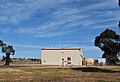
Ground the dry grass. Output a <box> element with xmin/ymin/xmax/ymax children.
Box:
<box><xmin>0</xmin><ymin>65</ymin><xmax>120</xmax><ymax>82</ymax></box>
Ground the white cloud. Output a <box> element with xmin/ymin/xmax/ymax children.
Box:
<box><xmin>1</xmin><ymin>0</ymin><xmax>119</xmax><ymax>59</ymax></box>
<box><xmin>85</xmin><ymin>0</ymin><xmax>117</xmax><ymax>11</ymax></box>
<box><xmin>16</xmin><ymin>51</ymin><xmax>40</xmax><ymax>54</ymax></box>
<box><xmin>62</xmin><ymin>40</ymin><xmax>94</xmax><ymax>43</ymax></box>
<box><xmin>15</xmin><ymin>23</ymin><xmax>73</xmax><ymax>37</ymax></box>
<box><xmin>2</xmin><ymin>0</ymin><xmax>119</xmax><ymax>38</ymax></box>
<box><xmin>34</xmin><ymin>30</ymin><xmax>72</xmax><ymax>37</ymax></box>
<box><xmin>80</xmin><ymin>46</ymin><xmax>100</xmax><ymax>51</ymax></box>
<box><xmin>52</xmin><ymin>8</ymin><xmax>80</xmax><ymax>17</ymax></box>
<box><xmin>15</xmin><ymin>28</ymin><xmax>36</xmax><ymax>34</ymax></box>
<box><xmin>0</xmin><ymin>16</ymin><xmax>8</xmax><ymax>21</ymax></box>
<box><xmin>54</xmin><ymin>43</ymin><xmax>100</xmax><ymax>51</ymax></box>
<box><xmin>14</xmin><ymin>44</ymin><xmax>43</xmax><ymax>49</ymax></box>
<box><xmin>0</xmin><ymin>0</ymin><xmax>76</xmax><ymax>24</ymax></box>
<box><xmin>16</xmin><ymin>26</ymin><xmax>73</xmax><ymax>37</ymax></box>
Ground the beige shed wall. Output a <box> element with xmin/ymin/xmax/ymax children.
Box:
<box><xmin>83</xmin><ymin>58</ymin><xmax>95</xmax><ymax>65</ymax></box>
<box><xmin>41</xmin><ymin>49</ymin><xmax>83</xmax><ymax>65</ymax></box>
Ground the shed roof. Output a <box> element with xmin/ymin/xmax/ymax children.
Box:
<box><xmin>41</xmin><ymin>48</ymin><xmax>82</xmax><ymax>50</ymax></box>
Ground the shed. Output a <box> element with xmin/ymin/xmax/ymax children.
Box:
<box><xmin>98</xmin><ymin>58</ymin><xmax>106</xmax><ymax>65</ymax></box>
<box><xmin>83</xmin><ymin>58</ymin><xmax>95</xmax><ymax>66</ymax></box>
<box><xmin>41</xmin><ymin>48</ymin><xmax>83</xmax><ymax>65</ymax></box>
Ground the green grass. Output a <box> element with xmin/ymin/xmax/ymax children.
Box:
<box><xmin>19</xmin><ymin>68</ymin><xmax>75</xmax><ymax>73</ymax></box>
<box><xmin>0</xmin><ymin>66</ymin><xmax>120</xmax><ymax>82</ymax></box>
<box><xmin>97</xmin><ymin>80</ymin><xmax>106</xmax><ymax>82</ymax></box>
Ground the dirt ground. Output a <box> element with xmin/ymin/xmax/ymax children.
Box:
<box><xmin>0</xmin><ymin>64</ymin><xmax>120</xmax><ymax>82</ymax></box>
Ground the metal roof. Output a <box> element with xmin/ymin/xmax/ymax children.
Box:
<box><xmin>41</xmin><ymin>48</ymin><xmax>82</xmax><ymax>50</ymax></box>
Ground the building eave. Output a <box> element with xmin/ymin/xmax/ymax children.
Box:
<box><xmin>41</xmin><ymin>48</ymin><xmax>82</xmax><ymax>50</ymax></box>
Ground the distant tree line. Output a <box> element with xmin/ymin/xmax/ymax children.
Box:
<box><xmin>1</xmin><ymin>57</ymin><xmax>41</xmax><ymax>62</ymax></box>
<box><xmin>27</xmin><ymin>58</ymin><xmax>41</xmax><ymax>62</ymax></box>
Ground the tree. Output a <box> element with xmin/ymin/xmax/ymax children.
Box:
<box><xmin>94</xmin><ymin>29</ymin><xmax>120</xmax><ymax>65</ymax></box>
<box><xmin>0</xmin><ymin>40</ymin><xmax>15</xmax><ymax>65</ymax></box>
<box><xmin>118</xmin><ymin>21</ymin><xmax>120</xmax><ymax>29</ymax></box>
<box><xmin>118</xmin><ymin>0</ymin><xmax>120</xmax><ymax>6</ymax></box>
<box><xmin>0</xmin><ymin>40</ymin><xmax>3</xmax><ymax>46</ymax></box>
<box><xmin>1</xmin><ymin>55</ymin><xmax>6</xmax><ymax>61</ymax></box>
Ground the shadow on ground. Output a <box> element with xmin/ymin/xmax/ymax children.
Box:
<box><xmin>71</xmin><ymin>67</ymin><xmax>120</xmax><ymax>73</ymax></box>
<box><xmin>0</xmin><ymin>65</ymin><xmax>27</xmax><ymax>68</ymax></box>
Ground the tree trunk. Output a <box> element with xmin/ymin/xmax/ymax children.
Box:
<box><xmin>5</xmin><ymin>53</ymin><xmax>10</xmax><ymax>65</ymax></box>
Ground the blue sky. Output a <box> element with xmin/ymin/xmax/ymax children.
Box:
<box><xmin>0</xmin><ymin>0</ymin><xmax>120</xmax><ymax>59</ymax></box>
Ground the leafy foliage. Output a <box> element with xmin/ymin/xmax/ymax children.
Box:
<box><xmin>118</xmin><ymin>0</ymin><xmax>120</xmax><ymax>6</ymax></box>
<box><xmin>0</xmin><ymin>40</ymin><xmax>3</xmax><ymax>46</ymax></box>
<box><xmin>94</xmin><ymin>29</ymin><xmax>120</xmax><ymax>65</ymax></box>
<box><xmin>2</xmin><ymin>45</ymin><xmax>15</xmax><ymax>55</ymax></box>
<box><xmin>0</xmin><ymin>40</ymin><xmax>15</xmax><ymax>65</ymax></box>
<box><xmin>118</xmin><ymin>21</ymin><xmax>120</xmax><ymax>28</ymax></box>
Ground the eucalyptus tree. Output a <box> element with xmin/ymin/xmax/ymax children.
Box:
<box><xmin>0</xmin><ymin>40</ymin><xmax>15</xmax><ymax>65</ymax></box>
<box><xmin>94</xmin><ymin>29</ymin><xmax>120</xmax><ymax>65</ymax></box>
<box><xmin>118</xmin><ymin>0</ymin><xmax>120</xmax><ymax>6</ymax></box>
<box><xmin>118</xmin><ymin>21</ymin><xmax>120</xmax><ymax>29</ymax></box>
